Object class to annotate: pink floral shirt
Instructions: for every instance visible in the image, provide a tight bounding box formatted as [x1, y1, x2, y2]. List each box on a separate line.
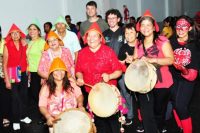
[38, 78, 82, 116]
[38, 47, 75, 77]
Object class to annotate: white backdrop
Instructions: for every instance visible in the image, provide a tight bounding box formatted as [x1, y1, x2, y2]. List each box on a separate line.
[0, 0, 199, 37]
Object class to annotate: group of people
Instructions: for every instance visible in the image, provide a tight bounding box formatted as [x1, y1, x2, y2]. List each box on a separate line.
[0, 0, 200, 133]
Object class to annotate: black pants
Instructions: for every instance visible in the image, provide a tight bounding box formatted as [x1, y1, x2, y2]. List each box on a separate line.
[94, 113, 120, 133]
[11, 72, 28, 123]
[0, 77, 11, 127]
[29, 72, 41, 105]
[137, 91, 158, 133]
[171, 78, 195, 119]
[153, 88, 170, 131]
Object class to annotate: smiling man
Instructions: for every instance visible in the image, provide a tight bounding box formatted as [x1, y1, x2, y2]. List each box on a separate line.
[103, 9, 124, 56]
[80, 1, 108, 38]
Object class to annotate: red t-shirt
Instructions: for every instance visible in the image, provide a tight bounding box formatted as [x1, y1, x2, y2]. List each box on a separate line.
[76, 44, 121, 92]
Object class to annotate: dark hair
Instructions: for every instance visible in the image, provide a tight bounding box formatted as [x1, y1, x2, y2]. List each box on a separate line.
[44, 22, 53, 29]
[136, 16, 141, 23]
[76, 21, 82, 27]
[105, 9, 122, 23]
[65, 15, 71, 20]
[0, 26, 2, 42]
[97, 15, 102, 19]
[163, 16, 175, 28]
[86, 1, 97, 8]
[47, 71, 71, 97]
[137, 17, 160, 46]
[176, 15, 195, 43]
[125, 23, 136, 30]
[130, 16, 136, 21]
[28, 24, 41, 37]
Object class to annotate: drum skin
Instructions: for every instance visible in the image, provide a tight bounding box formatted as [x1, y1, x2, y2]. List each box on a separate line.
[88, 83, 120, 117]
[125, 60, 157, 93]
[53, 108, 92, 133]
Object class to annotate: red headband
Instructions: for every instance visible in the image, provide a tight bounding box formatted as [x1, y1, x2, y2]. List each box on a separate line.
[176, 19, 191, 31]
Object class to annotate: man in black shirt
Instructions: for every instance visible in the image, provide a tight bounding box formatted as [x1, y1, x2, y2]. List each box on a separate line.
[103, 9, 124, 56]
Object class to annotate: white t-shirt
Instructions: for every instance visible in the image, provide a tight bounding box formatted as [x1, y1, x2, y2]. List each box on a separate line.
[56, 30, 81, 60]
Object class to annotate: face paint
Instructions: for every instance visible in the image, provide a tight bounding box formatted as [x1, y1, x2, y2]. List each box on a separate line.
[176, 19, 191, 31]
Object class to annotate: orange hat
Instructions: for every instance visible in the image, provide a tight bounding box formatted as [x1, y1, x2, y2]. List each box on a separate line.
[5, 24, 26, 43]
[44, 31, 64, 50]
[83, 22, 106, 44]
[136, 10, 159, 32]
[49, 57, 70, 77]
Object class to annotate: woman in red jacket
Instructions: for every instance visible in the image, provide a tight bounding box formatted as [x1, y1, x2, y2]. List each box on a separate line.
[3, 24, 31, 131]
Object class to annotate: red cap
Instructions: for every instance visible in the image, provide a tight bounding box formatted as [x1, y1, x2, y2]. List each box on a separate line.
[136, 10, 159, 32]
[83, 22, 106, 44]
[5, 24, 26, 43]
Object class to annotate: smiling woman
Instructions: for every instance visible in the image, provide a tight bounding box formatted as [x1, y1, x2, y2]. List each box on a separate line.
[38, 57, 84, 133]
[3, 24, 31, 131]
[133, 10, 174, 133]
[170, 15, 200, 133]
[38, 31, 75, 80]
[27, 23, 46, 106]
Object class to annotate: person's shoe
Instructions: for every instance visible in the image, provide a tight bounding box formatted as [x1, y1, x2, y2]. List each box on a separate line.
[2, 118, 10, 127]
[125, 118, 132, 126]
[13, 123, 20, 130]
[20, 117, 32, 124]
[161, 127, 167, 133]
[136, 123, 145, 132]
[177, 127, 183, 133]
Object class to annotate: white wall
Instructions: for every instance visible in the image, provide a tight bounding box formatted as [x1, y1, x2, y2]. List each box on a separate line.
[168, 0, 183, 17]
[141, 0, 166, 22]
[110, 0, 139, 21]
[0, 0, 199, 37]
[183, 0, 200, 17]
[0, 0, 64, 36]
[0, 0, 110, 37]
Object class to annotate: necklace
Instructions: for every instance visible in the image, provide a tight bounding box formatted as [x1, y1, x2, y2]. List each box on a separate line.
[50, 47, 62, 58]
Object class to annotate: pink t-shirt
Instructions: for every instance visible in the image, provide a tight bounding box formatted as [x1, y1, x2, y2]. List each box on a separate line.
[38, 47, 75, 77]
[38, 78, 82, 116]
[136, 36, 173, 88]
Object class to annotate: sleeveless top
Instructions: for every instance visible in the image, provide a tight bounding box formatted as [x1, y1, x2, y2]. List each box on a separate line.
[136, 36, 173, 88]
[6, 40, 27, 72]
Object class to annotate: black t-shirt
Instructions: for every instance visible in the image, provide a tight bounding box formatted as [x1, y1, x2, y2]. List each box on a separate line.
[170, 36, 200, 79]
[118, 43, 135, 65]
[103, 27, 124, 56]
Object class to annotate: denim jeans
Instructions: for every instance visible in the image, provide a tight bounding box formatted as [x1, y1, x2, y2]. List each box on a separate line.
[118, 74, 133, 119]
